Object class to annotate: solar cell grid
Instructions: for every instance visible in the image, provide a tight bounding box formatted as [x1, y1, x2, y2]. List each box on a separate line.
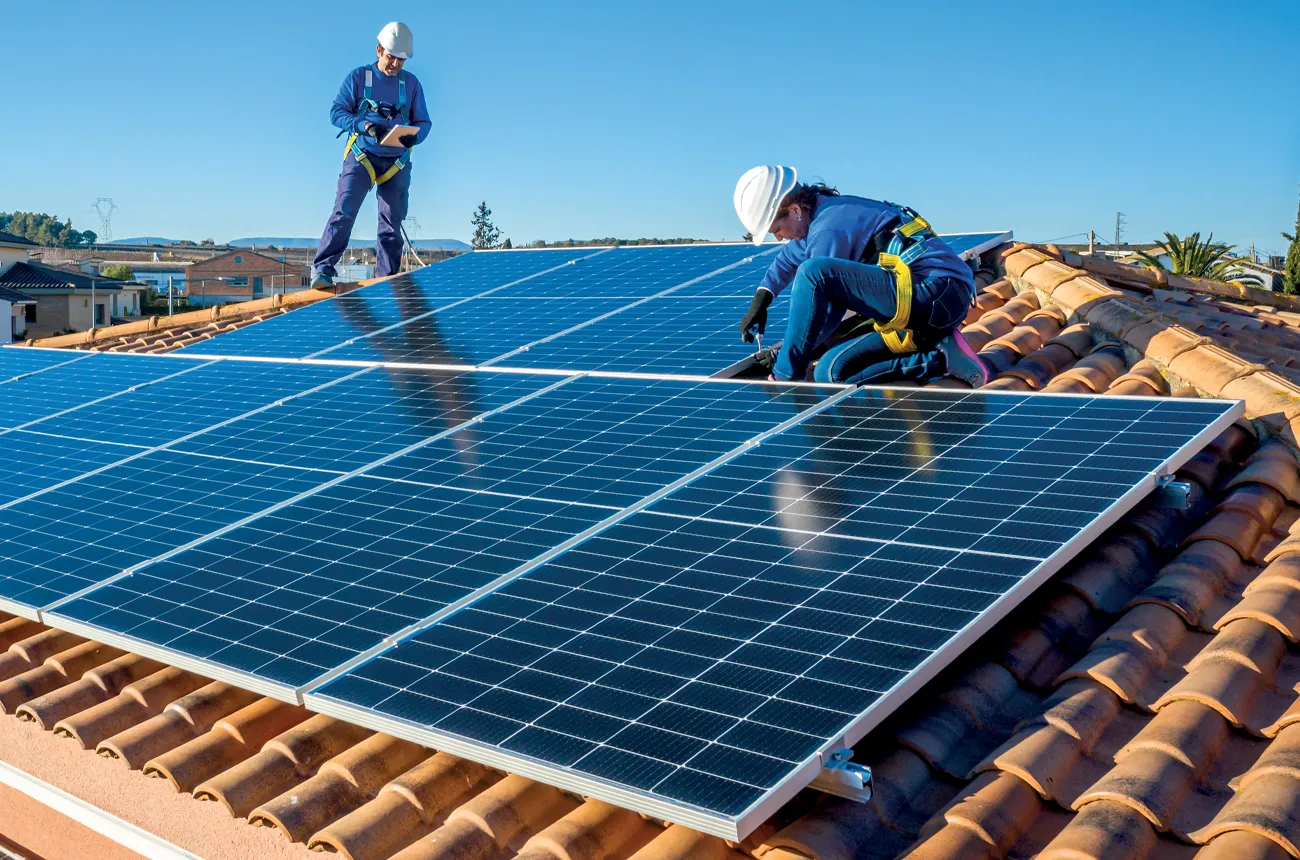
[647, 389, 1232, 557]
[306, 387, 1239, 838]
[51, 477, 611, 691]
[369, 377, 829, 507]
[29, 360, 351, 446]
[0, 451, 325, 614]
[188, 296, 425, 359]
[501, 294, 786, 376]
[322, 297, 634, 366]
[0, 353, 207, 429]
[0, 347, 88, 379]
[310, 511, 1035, 816]
[0, 430, 146, 505]
[482, 244, 759, 299]
[340, 247, 592, 303]
[172, 366, 559, 472]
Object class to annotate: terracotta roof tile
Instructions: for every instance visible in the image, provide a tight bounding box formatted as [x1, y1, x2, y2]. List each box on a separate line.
[513, 799, 660, 860]
[96, 680, 262, 768]
[14, 652, 165, 730]
[52, 665, 208, 750]
[1036, 799, 1162, 860]
[1196, 830, 1295, 860]
[0, 640, 125, 714]
[249, 733, 430, 843]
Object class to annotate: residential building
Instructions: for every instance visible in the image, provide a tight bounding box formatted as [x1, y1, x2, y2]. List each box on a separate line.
[97, 259, 192, 297]
[0, 261, 144, 337]
[183, 249, 310, 307]
[0, 283, 36, 342]
[0, 230, 36, 275]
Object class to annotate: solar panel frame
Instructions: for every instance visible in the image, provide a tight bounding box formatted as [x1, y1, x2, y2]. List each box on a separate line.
[299, 387, 1241, 840]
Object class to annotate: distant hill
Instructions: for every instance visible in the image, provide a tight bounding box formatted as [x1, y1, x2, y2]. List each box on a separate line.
[228, 237, 471, 252]
[110, 237, 180, 246]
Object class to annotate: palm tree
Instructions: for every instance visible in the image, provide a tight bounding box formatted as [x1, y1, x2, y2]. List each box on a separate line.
[1135, 231, 1243, 282]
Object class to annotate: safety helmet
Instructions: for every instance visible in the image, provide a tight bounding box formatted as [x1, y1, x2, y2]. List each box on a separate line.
[378, 22, 414, 59]
[734, 165, 799, 246]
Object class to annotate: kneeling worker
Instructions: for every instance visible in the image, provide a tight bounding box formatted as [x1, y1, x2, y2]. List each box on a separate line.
[312, 22, 432, 289]
[734, 165, 989, 387]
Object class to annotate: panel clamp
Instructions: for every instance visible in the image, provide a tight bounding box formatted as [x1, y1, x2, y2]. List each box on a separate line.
[810, 748, 873, 803]
[1153, 473, 1192, 511]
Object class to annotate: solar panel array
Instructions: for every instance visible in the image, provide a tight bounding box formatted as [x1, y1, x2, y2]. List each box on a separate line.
[0, 238, 1244, 840]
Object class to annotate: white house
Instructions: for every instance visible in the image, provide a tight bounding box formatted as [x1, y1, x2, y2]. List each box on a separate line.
[0, 230, 36, 276]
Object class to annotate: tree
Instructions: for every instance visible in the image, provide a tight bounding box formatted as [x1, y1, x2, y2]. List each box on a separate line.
[742, 231, 754, 243]
[500, 238, 513, 249]
[0, 211, 96, 247]
[101, 264, 135, 281]
[1135, 231, 1243, 282]
[470, 202, 503, 250]
[1283, 186, 1300, 295]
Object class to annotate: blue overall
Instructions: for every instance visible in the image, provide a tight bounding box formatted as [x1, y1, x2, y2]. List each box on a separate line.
[758, 195, 975, 384]
[314, 64, 432, 279]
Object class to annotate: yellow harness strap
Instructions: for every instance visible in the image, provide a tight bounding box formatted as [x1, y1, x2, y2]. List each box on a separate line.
[874, 252, 917, 354]
[343, 134, 406, 186]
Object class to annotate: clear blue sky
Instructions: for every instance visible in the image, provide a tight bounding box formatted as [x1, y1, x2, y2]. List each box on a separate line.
[4, 0, 1297, 254]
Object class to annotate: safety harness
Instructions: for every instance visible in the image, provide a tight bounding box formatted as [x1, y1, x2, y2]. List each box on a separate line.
[862, 204, 937, 354]
[340, 68, 410, 186]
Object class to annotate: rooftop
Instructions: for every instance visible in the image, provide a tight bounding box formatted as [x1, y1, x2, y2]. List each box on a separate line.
[0, 260, 127, 292]
[5, 244, 1300, 860]
[0, 230, 37, 248]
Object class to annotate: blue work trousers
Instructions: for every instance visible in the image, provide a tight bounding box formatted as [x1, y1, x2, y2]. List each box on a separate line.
[313, 151, 411, 279]
[774, 256, 974, 385]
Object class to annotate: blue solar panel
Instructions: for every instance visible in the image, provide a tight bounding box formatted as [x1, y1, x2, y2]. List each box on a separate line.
[484, 245, 759, 299]
[368, 377, 829, 507]
[322, 298, 634, 366]
[0, 347, 89, 379]
[500, 295, 786, 377]
[186, 295, 426, 359]
[171, 367, 558, 472]
[30, 360, 351, 447]
[304, 388, 1238, 839]
[0, 451, 325, 614]
[52, 478, 611, 690]
[0, 353, 207, 430]
[343, 247, 592, 303]
[0, 431, 147, 505]
[936, 231, 1012, 260]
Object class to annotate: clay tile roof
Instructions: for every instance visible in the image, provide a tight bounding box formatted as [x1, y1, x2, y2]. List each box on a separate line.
[11, 243, 1300, 860]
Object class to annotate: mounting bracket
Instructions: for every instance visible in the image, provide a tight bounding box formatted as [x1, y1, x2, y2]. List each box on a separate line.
[809, 748, 873, 803]
[1153, 473, 1192, 511]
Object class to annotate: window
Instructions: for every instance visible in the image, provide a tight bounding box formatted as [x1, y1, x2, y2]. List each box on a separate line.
[233, 255, 243, 264]
[226, 277, 249, 288]
[24, 305, 35, 322]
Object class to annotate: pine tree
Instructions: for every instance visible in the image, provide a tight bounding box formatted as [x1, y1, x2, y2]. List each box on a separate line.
[470, 202, 503, 250]
[1282, 185, 1300, 295]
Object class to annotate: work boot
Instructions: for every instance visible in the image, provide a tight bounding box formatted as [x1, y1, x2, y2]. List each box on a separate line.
[310, 272, 334, 291]
[938, 329, 990, 388]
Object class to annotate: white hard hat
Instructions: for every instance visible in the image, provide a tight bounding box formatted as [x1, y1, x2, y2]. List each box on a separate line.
[734, 165, 799, 246]
[378, 21, 414, 59]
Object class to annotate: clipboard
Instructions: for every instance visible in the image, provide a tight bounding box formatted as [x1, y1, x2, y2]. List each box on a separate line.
[379, 125, 419, 146]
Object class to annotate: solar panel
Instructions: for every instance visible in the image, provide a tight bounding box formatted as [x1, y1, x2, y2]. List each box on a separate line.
[170, 366, 560, 472]
[0, 431, 147, 505]
[0, 346, 90, 379]
[46, 377, 834, 696]
[482, 245, 760, 299]
[367, 377, 829, 507]
[29, 360, 351, 447]
[497, 295, 787, 377]
[49, 477, 611, 695]
[321, 298, 636, 366]
[340, 247, 592, 303]
[302, 387, 1239, 840]
[0, 451, 326, 616]
[0, 353, 207, 429]
[935, 231, 1013, 260]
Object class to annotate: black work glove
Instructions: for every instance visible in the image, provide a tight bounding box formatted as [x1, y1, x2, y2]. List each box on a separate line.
[740, 289, 774, 343]
[366, 123, 389, 142]
[399, 134, 418, 148]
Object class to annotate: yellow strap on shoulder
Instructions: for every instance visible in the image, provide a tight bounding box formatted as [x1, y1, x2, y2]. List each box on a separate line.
[898, 215, 931, 238]
[875, 252, 917, 354]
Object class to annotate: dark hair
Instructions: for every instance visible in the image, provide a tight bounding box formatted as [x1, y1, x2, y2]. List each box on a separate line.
[776, 182, 839, 219]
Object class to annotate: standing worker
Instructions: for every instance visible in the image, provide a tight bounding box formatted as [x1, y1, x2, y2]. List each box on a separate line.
[312, 22, 432, 289]
[734, 165, 989, 387]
